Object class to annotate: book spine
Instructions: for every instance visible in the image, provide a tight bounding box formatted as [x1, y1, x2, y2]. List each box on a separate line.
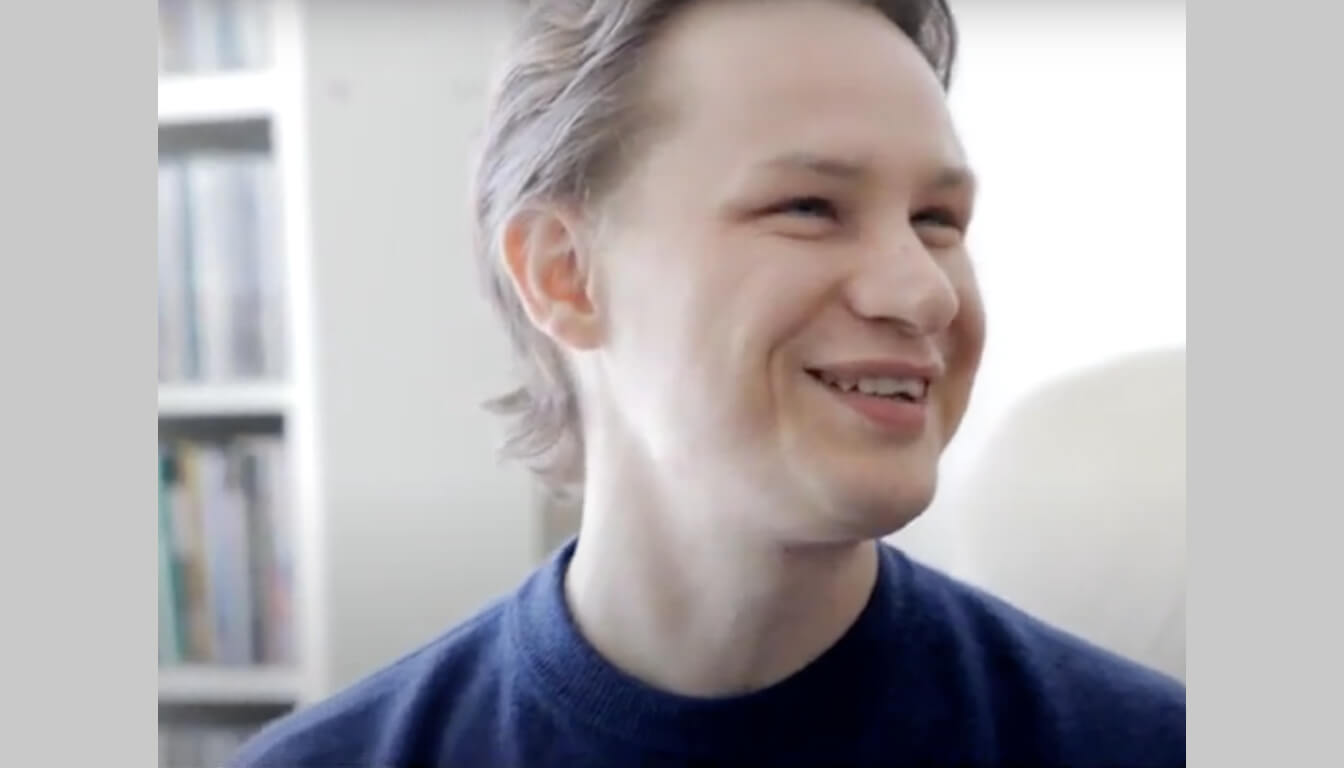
[158, 448, 183, 664]
[239, 437, 273, 662]
[231, 156, 266, 379]
[179, 158, 202, 380]
[187, 156, 237, 382]
[200, 442, 251, 665]
[254, 157, 287, 380]
[173, 442, 214, 662]
[226, 441, 256, 665]
[186, 0, 222, 72]
[157, 160, 187, 383]
[161, 724, 255, 768]
[197, 443, 229, 663]
[265, 438, 294, 663]
[237, 0, 272, 70]
[165, 444, 192, 659]
[157, 0, 193, 74]
[215, 0, 243, 70]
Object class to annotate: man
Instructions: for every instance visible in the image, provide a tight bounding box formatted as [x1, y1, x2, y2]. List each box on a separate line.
[233, 1, 1185, 765]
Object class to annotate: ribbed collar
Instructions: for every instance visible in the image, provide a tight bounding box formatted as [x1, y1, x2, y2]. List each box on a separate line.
[506, 538, 911, 761]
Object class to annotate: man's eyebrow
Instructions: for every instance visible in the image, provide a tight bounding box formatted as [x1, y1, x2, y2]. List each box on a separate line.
[759, 151, 977, 192]
[761, 152, 869, 180]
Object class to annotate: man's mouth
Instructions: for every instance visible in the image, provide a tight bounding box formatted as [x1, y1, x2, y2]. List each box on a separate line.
[805, 368, 928, 403]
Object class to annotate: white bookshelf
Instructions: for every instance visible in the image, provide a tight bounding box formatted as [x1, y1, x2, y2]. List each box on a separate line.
[158, 383, 291, 418]
[157, 0, 322, 726]
[159, 666, 300, 706]
[160, 1, 543, 744]
[158, 71, 278, 125]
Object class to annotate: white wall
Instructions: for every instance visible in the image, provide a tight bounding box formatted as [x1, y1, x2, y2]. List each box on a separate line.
[299, 0, 529, 693]
[891, 3, 1186, 576]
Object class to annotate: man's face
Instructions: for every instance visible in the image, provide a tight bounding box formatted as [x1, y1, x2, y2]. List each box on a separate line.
[588, 0, 985, 540]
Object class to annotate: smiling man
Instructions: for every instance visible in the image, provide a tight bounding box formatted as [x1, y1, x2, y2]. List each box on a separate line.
[232, 1, 1186, 766]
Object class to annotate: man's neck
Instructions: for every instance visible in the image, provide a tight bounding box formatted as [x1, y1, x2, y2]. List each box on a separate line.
[563, 461, 880, 698]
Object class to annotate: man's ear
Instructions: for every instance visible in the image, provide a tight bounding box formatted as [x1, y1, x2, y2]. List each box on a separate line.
[498, 205, 602, 351]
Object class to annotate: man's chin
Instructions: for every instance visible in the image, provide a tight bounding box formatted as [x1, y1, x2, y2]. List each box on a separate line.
[804, 478, 937, 542]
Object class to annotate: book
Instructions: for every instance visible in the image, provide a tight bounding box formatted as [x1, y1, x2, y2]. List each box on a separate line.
[159, 151, 284, 383]
[158, 0, 272, 74]
[237, 0, 273, 70]
[158, 448, 183, 664]
[159, 435, 293, 667]
[172, 443, 215, 662]
[264, 438, 294, 663]
[157, 0, 194, 73]
[197, 443, 255, 664]
[238, 436, 287, 662]
[159, 723, 260, 768]
[185, 0, 223, 73]
[186, 157, 236, 382]
[253, 158, 288, 379]
[228, 159, 266, 380]
[222, 442, 257, 664]
[215, 0, 272, 71]
[163, 152, 283, 383]
[158, 160, 190, 382]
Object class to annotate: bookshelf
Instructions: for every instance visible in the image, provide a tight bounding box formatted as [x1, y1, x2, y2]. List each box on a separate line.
[158, 665, 301, 706]
[159, 2, 550, 763]
[158, 383, 291, 419]
[157, 1, 321, 760]
[158, 71, 278, 126]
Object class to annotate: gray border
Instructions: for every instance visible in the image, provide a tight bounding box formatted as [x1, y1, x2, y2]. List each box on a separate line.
[14, 0, 1344, 764]
[0, 0, 151, 764]
[1192, 0, 1344, 764]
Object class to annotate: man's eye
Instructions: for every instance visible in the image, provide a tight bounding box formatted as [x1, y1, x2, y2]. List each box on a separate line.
[912, 207, 963, 231]
[771, 196, 839, 220]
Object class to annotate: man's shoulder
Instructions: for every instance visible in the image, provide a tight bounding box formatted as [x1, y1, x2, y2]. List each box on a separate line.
[892, 547, 1185, 764]
[228, 598, 514, 768]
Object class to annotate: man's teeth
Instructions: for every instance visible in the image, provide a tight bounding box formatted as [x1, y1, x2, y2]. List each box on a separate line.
[817, 373, 925, 399]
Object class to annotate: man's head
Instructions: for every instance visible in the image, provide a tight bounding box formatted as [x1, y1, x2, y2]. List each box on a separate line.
[474, 0, 983, 541]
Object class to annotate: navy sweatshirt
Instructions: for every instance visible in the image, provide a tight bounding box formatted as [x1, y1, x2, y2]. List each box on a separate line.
[231, 540, 1185, 767]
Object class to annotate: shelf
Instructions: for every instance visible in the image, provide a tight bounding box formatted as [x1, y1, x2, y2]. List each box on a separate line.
[159, 665, 299, 706]
[158, 71, 279, 126]
[159, 383, 291, 419]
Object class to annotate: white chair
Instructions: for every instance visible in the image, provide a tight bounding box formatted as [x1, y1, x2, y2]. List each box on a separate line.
[953, 347, 1186, 680]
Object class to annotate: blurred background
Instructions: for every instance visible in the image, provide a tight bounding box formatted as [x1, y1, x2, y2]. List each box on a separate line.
[156, 1, 1185, 764]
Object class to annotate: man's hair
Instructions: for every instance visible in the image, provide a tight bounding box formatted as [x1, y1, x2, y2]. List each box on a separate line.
[471, 0, 959, 502]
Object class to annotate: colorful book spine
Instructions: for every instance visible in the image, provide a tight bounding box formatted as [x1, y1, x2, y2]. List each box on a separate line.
[173, 443, 215, 662]
[158, 448, 183, 664]
[160, 435, 292, 667]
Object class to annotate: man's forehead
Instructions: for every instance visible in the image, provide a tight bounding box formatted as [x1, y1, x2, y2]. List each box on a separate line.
[631, 1, 964, 189]
[648, 0, 942, 92]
